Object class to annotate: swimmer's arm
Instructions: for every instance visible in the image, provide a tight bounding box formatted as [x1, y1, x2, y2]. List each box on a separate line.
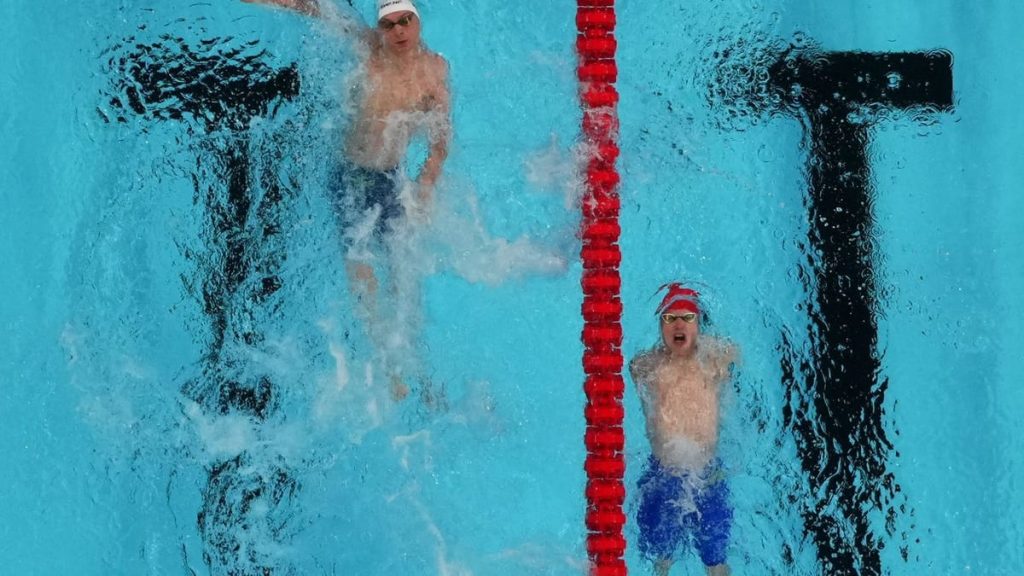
[628, 356, 644, 384]
[722, 340, 739, 366]
[241, 0, 321, 16]
[630, 353, 661, 397]
[417, 57, 452, 200]
[712, 340, 740, 382]
[626, 352, 651, 383]
[241, 0, 370, 38]
[629, 356, 656, 416]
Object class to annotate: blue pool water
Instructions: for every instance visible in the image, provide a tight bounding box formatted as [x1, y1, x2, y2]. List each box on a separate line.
[2, 1, 1022, 575]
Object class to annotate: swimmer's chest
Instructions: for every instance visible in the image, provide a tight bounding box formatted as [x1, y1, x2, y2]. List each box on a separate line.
[649, 363, 719, 407]
[360, 62, 439, 115]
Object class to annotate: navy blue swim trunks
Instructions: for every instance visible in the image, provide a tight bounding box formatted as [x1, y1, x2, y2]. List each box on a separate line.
[328, 161, 403, 239]
[636, 455, 732, 566]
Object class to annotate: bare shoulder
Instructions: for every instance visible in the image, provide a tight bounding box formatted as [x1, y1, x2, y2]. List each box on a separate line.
[629, 348, 661, 381]
[704, 335, 737, 357]
[423, 51, 449, 81]
[427, 50, 448, 67]
[700, 336, 739, 380]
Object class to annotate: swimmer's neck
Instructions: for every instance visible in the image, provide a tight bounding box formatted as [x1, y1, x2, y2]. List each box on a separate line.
[662, 346, 698, 364]
[375, 44, 425, 67]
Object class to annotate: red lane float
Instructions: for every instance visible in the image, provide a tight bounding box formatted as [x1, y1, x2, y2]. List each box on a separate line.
[581, 246, 622, 269]
[577, 36, 617, 59]
[583, 110, 619, 139]
[584, 454, 626, 479]
[584, 375, 625, 397]
[582, 220, 621, 243]
[587, 479, 627, 504]
[578, 61, 619, 83]
[582, 324, 623, 348]
[587, 509, 628, 532]
[587, 533, 627, 556]
[582, 269, 621, 293]
[585, 427, 625, 452]
[578, 0, 625, 573]
[582, 84, 619, 109]
[583, 350, 624, 374]
[582, 194, 621, 220]
[576, 9, 616, 30]
[585, 402, 624, 427]
[581, 296, 622, 320]
[586, 168, 620, 191]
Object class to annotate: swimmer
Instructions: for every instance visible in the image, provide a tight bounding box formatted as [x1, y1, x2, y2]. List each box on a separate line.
[242, 0, 450, 401]
[629, 283, 739, 576]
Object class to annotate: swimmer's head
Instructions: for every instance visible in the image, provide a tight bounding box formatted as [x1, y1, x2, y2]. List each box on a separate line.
[656, 283, 700, 357]
[656, 283, 700, 316]
[377, 0, 421, 54]
[378, 0, 419, 20]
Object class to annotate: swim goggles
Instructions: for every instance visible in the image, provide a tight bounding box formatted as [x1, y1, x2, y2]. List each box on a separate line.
[661, 312, 698, 324]
[378, 13, 416, 30]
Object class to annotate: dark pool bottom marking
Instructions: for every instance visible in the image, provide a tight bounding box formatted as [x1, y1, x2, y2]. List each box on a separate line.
[198, 454, 300, 573]
[764, 49, 954, 575]
[104, 37, 300, 574]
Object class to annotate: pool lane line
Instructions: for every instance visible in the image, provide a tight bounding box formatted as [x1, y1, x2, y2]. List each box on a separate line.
[577, 1, 628, 575]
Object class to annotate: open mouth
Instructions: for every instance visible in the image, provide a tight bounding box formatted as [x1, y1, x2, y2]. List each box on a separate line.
[673, 334, 687, 343]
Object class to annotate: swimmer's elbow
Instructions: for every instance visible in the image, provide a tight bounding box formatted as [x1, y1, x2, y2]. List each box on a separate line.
[429, 130, 450, 158]
[726, 342, 740, 366]
[628, 357, 644, 382]
[295, 0, 321, 16]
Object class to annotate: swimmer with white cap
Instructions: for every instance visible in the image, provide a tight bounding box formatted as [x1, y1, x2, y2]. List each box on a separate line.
[242, 0, 450, 402]
[242, 0, 449, 200]
[377, 0, 418, 19]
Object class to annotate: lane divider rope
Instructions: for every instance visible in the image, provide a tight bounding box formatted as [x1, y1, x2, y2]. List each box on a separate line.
[576, 1, 626, 574]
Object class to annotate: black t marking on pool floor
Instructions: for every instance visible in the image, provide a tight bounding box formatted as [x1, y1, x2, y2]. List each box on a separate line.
[103, 37, 300, 575]
[766, 49, 953, 575]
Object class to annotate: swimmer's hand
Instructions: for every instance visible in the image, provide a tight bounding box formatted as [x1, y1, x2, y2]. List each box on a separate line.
[241, 0, 320, 16]
[418, 378, 449, 414]
[408, 181, 434, 225]
[390, 374, 410, 402]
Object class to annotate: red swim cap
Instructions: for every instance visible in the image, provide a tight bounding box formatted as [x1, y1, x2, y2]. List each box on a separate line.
[656, 283, 700, 315]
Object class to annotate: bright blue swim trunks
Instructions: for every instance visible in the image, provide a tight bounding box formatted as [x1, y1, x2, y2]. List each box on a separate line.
[636, 455, 732, 566]
[328, 161, 403, 238]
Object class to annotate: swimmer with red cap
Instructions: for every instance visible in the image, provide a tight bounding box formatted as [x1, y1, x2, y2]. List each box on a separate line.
[655, 283, 702, 359]
[629, 283, 739, 576]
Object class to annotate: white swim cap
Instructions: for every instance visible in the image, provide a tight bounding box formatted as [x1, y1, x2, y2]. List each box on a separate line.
[378, 0, 419, 19]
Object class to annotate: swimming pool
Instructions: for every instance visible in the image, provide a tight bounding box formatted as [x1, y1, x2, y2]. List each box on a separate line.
[2, 0, 1022, 574]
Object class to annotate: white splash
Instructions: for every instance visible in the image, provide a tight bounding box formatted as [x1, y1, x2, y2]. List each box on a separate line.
[487, 542, 589, 574]
[423, 187, 570, 286]
[392, 430, 433, 472]
[184, 401, 258, 460]
[524, 135, 583, 210]
[399, 481, 475, 576]
[312, 320, 392, 443]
